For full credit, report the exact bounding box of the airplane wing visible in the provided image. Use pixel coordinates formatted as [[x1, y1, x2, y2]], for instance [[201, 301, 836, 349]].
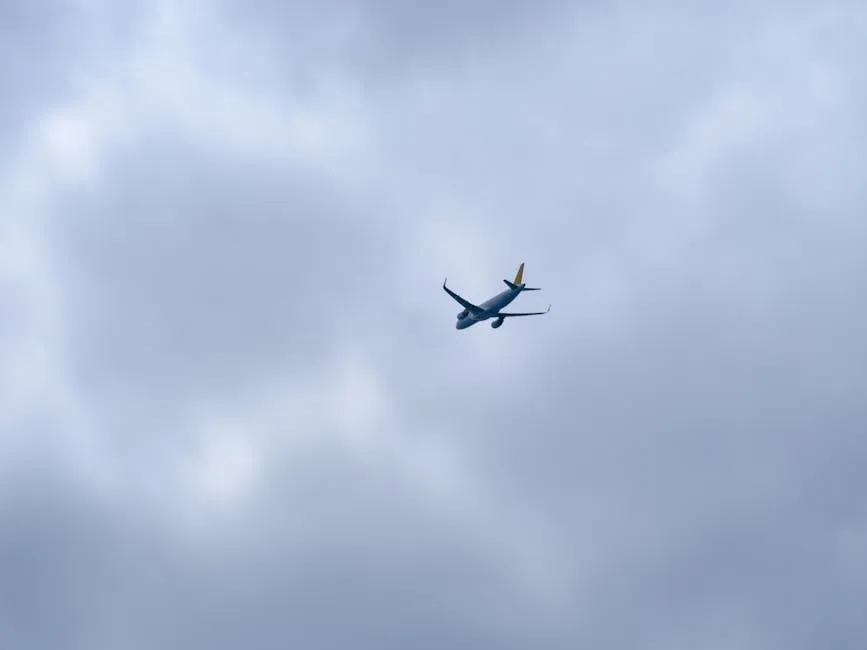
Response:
[[443, 278, 485, 315], [497, 304, 551, 317]]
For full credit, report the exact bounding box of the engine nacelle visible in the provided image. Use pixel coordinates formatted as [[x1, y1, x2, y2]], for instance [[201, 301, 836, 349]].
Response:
[[457, 309, 469, 320], [491, 317, 504, 328]]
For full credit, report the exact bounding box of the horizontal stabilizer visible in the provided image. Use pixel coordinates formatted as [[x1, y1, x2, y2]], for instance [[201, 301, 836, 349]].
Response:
[[503, 279, 541, 291]]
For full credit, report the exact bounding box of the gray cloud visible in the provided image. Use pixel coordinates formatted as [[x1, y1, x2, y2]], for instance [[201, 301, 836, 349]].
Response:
[[51, 137, 396, 418], [219, 0, 566, 80], [2, 0, 866, 649], [0, 0, 147, 152]]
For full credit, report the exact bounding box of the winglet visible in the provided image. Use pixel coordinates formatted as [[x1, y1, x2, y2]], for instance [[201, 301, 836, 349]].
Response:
[[513, 262, 524, 285]]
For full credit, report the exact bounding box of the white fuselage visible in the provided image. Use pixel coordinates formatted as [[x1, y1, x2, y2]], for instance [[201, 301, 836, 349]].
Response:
[[455, 287, 520, 329]]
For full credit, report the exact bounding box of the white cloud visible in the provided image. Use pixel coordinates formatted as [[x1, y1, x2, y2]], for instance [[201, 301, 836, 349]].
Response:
[[188, 420, 262, 513], [3, 1, 866, 648], [0, 0, 371, 482], [155, 341, 574, 607]]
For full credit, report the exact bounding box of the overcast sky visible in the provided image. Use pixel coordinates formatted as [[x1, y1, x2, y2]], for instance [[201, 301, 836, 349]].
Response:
[[2, 1, 866, 648]]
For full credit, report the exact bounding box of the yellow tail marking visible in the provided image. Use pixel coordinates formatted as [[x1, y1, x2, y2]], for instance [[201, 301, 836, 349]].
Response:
[[513, 262, 524, 285]]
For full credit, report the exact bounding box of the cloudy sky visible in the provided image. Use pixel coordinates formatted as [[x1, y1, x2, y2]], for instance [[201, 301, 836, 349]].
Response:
[[2, 0, 866, 648]]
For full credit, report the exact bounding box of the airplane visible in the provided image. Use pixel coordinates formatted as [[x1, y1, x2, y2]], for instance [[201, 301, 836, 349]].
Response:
[[443, 262, 551, 330]]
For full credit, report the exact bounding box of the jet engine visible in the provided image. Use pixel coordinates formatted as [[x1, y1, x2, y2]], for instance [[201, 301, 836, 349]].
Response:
[[491, 317, 504, 328], [457, 309, 469, 320]]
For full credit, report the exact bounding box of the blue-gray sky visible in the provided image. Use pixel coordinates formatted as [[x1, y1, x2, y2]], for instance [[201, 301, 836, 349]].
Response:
[[2, 1, 866, 648]]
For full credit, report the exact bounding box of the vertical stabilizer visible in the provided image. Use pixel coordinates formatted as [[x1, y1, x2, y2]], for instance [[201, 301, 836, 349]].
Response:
[[513, 262, 525, 285]]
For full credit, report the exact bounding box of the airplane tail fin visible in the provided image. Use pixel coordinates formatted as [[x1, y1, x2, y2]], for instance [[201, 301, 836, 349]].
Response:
[[503, 262, 541, 291]]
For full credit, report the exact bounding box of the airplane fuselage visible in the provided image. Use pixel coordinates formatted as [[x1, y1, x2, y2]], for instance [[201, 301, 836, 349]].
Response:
[[445, 262, 549, 331], [455, 288, 519, 329]]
